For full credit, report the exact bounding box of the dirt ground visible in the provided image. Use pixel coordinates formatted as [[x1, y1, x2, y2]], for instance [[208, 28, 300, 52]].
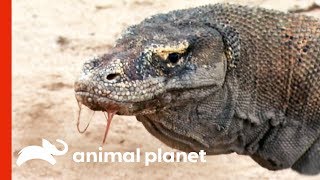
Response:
[[12, 0, 320, 179]]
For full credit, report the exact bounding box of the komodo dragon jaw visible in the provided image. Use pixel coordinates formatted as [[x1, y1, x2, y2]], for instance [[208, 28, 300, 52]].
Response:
[[75, 3, 320, 175]]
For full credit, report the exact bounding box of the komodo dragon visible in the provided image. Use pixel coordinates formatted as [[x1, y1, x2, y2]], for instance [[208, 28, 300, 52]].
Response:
[[74, 4, 320, 174]]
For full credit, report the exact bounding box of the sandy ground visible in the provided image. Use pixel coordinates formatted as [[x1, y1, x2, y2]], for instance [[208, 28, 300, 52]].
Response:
[[12, 0, 320, 179]]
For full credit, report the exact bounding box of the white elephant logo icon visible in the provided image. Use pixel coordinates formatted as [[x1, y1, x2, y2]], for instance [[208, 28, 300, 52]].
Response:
[[16, 139, 68, 166]]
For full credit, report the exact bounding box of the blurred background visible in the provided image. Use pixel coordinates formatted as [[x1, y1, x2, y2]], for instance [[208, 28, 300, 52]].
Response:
[[12, 0, 320, 179]]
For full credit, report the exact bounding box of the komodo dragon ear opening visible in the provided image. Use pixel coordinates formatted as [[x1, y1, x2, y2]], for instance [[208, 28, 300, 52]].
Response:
[[205, 22, 241, 69]]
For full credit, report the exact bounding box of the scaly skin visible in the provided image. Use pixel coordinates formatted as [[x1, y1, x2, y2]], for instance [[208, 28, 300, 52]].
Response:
[[74, 4, 320, 174]]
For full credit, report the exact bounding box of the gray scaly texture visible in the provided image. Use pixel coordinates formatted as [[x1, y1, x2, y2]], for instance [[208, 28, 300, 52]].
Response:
[[74, 4, 320, 174]]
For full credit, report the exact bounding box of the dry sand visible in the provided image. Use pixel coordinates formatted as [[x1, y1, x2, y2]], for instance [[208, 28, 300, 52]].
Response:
[[12, 0, 320, 179]]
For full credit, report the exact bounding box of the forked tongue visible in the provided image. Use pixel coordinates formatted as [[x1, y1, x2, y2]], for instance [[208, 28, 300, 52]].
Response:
[[76, 100, 118, 145], [102, 110, 117, 144]]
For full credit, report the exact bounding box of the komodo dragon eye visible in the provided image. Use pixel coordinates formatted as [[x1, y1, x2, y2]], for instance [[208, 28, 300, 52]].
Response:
[[167, 52, 180, 64]]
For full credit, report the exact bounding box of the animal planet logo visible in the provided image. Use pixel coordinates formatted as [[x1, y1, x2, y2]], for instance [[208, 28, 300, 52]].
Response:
[[16, 139, 68, 166]]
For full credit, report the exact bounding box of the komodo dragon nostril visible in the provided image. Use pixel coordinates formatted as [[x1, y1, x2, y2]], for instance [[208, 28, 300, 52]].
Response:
[[106, 73, 121, 81]]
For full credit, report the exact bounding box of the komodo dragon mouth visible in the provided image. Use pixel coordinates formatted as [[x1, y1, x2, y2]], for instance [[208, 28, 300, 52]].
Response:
[[75, 84, 219, 150]]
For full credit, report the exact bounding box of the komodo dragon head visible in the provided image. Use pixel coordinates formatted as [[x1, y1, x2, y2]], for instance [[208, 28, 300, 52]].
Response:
[[74, 16, 230, 151]]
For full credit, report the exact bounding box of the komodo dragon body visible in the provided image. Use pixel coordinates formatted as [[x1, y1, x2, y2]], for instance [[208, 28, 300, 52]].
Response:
[[74, 4, 320, 174]]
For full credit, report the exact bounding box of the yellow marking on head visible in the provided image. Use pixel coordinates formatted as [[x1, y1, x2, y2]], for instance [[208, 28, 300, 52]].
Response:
[[151, 41, 189, 60]]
